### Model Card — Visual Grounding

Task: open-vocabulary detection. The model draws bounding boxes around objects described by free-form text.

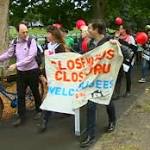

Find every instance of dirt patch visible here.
[91,87,150,150]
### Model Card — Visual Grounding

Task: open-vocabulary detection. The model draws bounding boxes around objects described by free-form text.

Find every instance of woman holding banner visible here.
[38,25,68,132]
[115,25,136,97]
[80,20,117,148]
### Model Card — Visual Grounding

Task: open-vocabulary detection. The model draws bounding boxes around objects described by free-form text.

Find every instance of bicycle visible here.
[0,66,44,120]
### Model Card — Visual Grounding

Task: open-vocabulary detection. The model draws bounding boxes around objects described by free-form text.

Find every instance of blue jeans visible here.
[86,101,116,138]
[87,101,96,138]
[141,59,149,78]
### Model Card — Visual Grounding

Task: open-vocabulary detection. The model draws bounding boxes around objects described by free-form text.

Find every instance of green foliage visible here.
[9,0,150,31]
[8,26,81,43]
[106,0,150,31]
[28,28,47,37]
[9,26,47,40]
[9,26,17,40]
[68,28,81,38]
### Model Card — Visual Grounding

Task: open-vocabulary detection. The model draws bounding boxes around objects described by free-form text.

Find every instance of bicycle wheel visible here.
[0,97,4,120]
[0,82,17,120]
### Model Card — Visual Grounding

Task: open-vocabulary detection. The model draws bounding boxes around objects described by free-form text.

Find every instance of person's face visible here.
[18,24,28,40]
[88,24,97,38]
[81,30,89,38]
[119,28,126,36]
[47,32,55,42]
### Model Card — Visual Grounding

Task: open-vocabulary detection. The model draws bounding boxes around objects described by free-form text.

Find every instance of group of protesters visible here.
[0,19,150,148]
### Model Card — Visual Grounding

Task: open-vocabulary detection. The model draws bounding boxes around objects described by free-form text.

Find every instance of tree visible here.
[9,0,90,29]
[9,0,29,26]
[0,0,9,51]
[8,0,150,30]
[89,0,108,20]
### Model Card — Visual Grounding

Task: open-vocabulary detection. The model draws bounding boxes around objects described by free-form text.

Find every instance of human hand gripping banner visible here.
[40,41,123,114]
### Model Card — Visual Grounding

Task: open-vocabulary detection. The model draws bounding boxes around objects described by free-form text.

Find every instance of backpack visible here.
[13,37,43,67]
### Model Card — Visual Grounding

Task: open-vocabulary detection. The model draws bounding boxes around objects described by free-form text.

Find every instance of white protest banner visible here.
[40,41,123,114]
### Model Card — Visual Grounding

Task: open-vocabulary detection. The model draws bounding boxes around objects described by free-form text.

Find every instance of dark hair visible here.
[59,27,68,33]
[89,19,106,34]
[47,25,65,45]
[122,24,132,34]
[16,21,28,32]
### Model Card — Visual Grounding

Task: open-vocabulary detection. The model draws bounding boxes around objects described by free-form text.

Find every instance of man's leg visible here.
[106,100,116,132]
[125,68,131,95]
[80,101,96,147]
[113,67,123,99]
[13,71,27,126]
[38,111,52,133]
[87,101,97,138]
[138,59,148,83]
[141,59,148,81]
[28,69,41,113]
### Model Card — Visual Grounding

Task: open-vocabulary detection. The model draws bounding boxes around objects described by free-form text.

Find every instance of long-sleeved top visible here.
[0,37,38,71]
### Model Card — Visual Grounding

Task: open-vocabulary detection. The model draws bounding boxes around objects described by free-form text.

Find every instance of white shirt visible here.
[47,42,59,55]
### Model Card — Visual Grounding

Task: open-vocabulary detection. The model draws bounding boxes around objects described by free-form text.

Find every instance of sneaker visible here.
[80,136,95,148]
[33,112,42,120]
[37,119,47,133]
[12,118,25,127]
[123,92,131,97]
[107,122,116,132]
[138,78,146,83]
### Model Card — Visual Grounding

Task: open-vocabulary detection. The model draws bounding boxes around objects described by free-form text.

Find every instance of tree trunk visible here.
[0,0,9,51]
[90,0,108,20]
